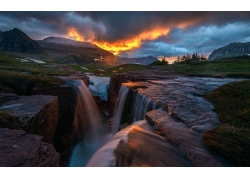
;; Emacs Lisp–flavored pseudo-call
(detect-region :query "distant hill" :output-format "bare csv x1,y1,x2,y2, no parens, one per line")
0,28,47,56
208,42,250,60
118,56,158,65
37,37,119,65
40,37,98,48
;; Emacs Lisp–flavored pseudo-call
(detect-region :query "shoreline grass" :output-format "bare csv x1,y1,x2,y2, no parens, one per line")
202,80,250,166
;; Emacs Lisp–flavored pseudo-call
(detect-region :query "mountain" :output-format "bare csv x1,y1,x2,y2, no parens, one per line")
208,42,250,60
118,56,158,65
41,37,98,48
0,28,47,55
37,37,119,65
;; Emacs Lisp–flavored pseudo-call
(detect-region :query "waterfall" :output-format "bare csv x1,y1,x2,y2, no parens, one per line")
112,84,129,135
68,79,103,166
72,80,101,142
133,91,157,122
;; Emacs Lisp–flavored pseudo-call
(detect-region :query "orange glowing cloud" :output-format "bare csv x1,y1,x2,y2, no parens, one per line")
68,28,84,41
67,27,170,55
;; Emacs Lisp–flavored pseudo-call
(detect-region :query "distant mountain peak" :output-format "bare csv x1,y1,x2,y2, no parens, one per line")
208,42,250,60
40,37,98,48
0,28,48,55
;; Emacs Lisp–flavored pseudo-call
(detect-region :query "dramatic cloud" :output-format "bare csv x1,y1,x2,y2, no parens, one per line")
0,11,250,57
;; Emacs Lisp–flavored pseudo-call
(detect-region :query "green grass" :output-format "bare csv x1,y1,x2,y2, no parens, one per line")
202,80,250,166
0,52,65,95
0,70,63,94
98,64,146,77
149,59,250,78
0,52,72,76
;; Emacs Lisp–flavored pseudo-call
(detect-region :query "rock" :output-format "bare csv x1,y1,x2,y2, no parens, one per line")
119,123,128,130
0,28,48,55
108,70,179,115
145,110,168,126
144,110,232,167
208,42,250,60
31,84,77,166
0,128,60,167
0,95,58,143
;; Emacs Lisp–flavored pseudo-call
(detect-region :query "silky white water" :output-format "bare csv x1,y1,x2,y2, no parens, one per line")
69,80,104,166
111,84,129,135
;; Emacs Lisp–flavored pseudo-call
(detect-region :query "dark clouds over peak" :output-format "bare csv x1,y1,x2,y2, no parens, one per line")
0,11,250,58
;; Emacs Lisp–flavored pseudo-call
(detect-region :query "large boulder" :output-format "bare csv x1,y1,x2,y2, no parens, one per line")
0,95,58,143
31,84,77,166
0,128,60,167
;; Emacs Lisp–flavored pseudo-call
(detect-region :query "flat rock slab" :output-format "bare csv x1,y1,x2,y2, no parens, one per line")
0,128,60,167
0,95,58,143
0,95,56,122
125,77,245,133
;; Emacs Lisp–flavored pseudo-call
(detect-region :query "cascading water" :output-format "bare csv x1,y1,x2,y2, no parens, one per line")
68,80,162,167
111,84,129,135
68,79,104,166
133,91,157,122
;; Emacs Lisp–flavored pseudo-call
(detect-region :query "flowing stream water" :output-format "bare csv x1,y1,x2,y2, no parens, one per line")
69,80,111,166
111,84,129,135
69,77,244,167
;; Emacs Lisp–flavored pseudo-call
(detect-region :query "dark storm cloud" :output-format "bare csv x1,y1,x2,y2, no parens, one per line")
119,22,250,58
0,11,250,57
75,11,250,41
1,11,250,41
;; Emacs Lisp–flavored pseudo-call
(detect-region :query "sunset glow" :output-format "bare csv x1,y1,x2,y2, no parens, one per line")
68,28,84,41
67,28,170,55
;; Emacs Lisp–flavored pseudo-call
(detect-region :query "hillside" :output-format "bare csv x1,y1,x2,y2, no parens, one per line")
118,56,158,65
208,42,250,60
37,37,119,65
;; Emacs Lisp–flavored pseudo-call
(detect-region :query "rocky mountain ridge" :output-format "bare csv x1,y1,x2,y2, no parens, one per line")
0,28,47,56
208,42,250,60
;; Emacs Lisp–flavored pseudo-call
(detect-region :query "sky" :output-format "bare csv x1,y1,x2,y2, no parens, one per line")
0,11,250,60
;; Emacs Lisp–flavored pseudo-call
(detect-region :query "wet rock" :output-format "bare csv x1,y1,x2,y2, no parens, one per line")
145,109,233,167
108,71,179,115
119,123,128,130
0,128,60,167
0,95,58,143
32,84,77,166
145,110,168,126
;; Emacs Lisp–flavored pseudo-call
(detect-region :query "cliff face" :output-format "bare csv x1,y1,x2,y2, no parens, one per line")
208,42,250,60
0,28,47,55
